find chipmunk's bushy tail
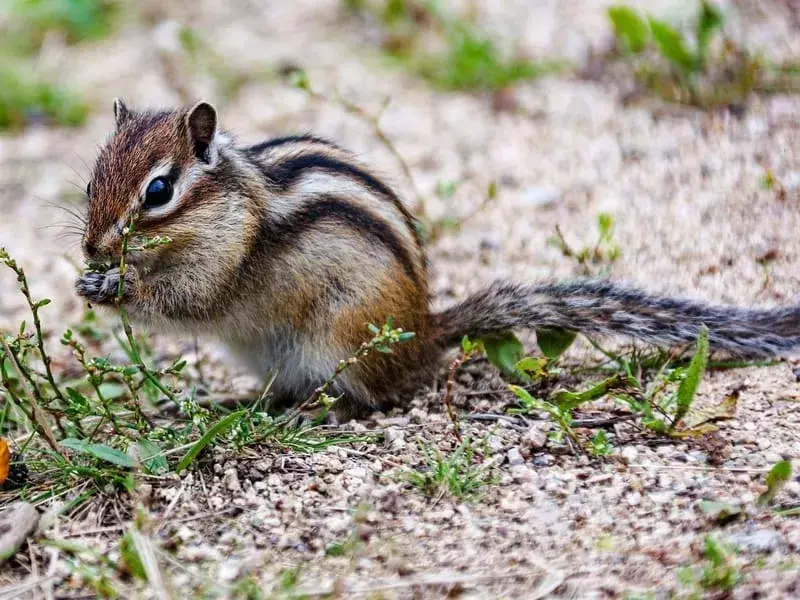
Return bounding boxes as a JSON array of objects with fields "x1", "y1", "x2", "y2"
[{"x1": 431, "y1": 280, "x2": 800, "y2": 357}]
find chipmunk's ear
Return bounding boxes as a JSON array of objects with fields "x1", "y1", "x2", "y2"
[
  {"x1": 186, "y1": 101, "x2": 218, "y2": 164},
  {"x1": 113, "y1": 97, "x2": 131, "y2": 128}
]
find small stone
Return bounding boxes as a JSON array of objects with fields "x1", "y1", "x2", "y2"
[
  {"x1": 727, "y1": 529, "x2": 781, "y2": 554},
  {"x1": 510, "y1": 464, "x2": 533, "y2": 482},
  {"x1": 507, "y1": 448, "x2": 524, "y2": 466},
  {"x1": 520, "y1": 428, "x2": 547, "y2": 451},
  {"x1": 519, "y1": 185, "x2": 561, "y2": 207},
  {"x1": 224, "y1": 468, "x2": 242, "y2": 493},
  {"x1": 486, "y1": 435, "x2": 504, "y2": 452},
  {"x1": 648, "y1": 491, "x2": 674, "y2": 505},
  {"x1": 408, "y1": 408, "x2": 427, "y2": 424},
  {"x1": 686, "y1": 451, "x2": 707, "y2": 464},
  {"x1": 218, "y1": 560, "x2": 241, "y2": 582},
  {"x1": 626, "y1": 491, "x2": 642, "y2": 507},
  {"x1": 384, "y1": 427, "x2": 404, "y2": 445},
  {"x1": 0, "y1": 502, "x2": 40, "y2": 565},
  {"x1": 619, "y1": 446, "x2": 638, "y2": 464}
]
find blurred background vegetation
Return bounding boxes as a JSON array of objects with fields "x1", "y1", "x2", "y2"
[{"x1": 1, "y1": 0, "x2": 796, "y2": 133}]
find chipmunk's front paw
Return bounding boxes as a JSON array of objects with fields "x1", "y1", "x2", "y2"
[{"x1": 75, "y1": 268, "x2": 132, "y2": 304}]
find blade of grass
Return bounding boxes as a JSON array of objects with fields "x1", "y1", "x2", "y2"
[{"x1": 176, "y1": 410, "x2": 246, "y2": 472}]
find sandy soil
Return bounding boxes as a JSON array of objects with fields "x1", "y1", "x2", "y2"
[{"x1": 2, "y1": 0, "x2": 800, "y2": 597}]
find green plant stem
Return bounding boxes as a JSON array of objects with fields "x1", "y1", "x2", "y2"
[
  {"x1": 303, "y1": 346, "x2": 368, "y2": 411},
  {"x1": 3, "y1": 339, "x2": 68, "y2": 437},
  {"x1": 1, "y1": 338, "x2": 66, "y2": 456},
  {"x1": 2, "y1": 253, "x2": 66, "y2": 406},
  {"x1": 115, "y1": 218, "x2": 179, "y2": 409},
  {"x1": 442, "y1": 351, "x2": 468, "y2": 442}
]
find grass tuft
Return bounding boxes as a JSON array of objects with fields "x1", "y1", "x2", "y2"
[
  {"x1": 345, "y1": 0, "x2": 564, "y2": 92},
  {"x1": 406, "y1": 436, "x2": 498, "y2": 499},
  {"x1": 606, "y1": 2, "x2": 800, "y2": 109},
  {"x1": 0, "y1": 62, "x2": 88, "y2": 130}
]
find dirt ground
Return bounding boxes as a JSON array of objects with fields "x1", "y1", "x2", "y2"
[{"x1": 2, "y1": 0, "x2": 800, "y2": 598}]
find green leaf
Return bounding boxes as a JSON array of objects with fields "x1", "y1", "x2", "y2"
[
  {"x1": 61, "y1": 438, "x2": 137, "y2": 468},
  {"x1": 137, "y1": 439, "x2": 168, "y2": 475},
  {"x1": 481, "y1": 332, "x2": 526, "y2": 380},
  {"x1": 589, "y1": 430, "x2": 613, "y2": 457},
  {"x1": 176, "y1": 410, "x2": 246, "y2": 472},
  {"x1": 65, "y1": 387, "x2": 90, "y2": 411},
  {"x1": 325, "y1": 541, "x2": 347, "y2": 557},
  {"x1": 758, "y1": 460, "x2": 792, "y2": 506},
  {"x1": 608, "y1": 5, "x2": 650, "y2": 53},
  {"x1": 515, "y1": 356, "x2": 548, "y2": 381},
  {"x1": 551, "y1": 374, "x2": 624, "y2": 411},
  {"x1": 670, "y1": 326, "x2": 709, "y2": 431},
  {"x1": 120, "y1": 532, "x2": 146, "y2": 581},
  {"x1": 697, "y1": 1, "x2": 723, "y2": 61},
  {"x1": 597, "y1": 212, "x2": 614, "y2": 240},
  {"x1": 536, "y1": 329, "x2": 576, "y2": 360},
  {"x1": 487, "y1": 180, "x2": 498, "y2": 200},
  {"x1": 649, "y1": 17, "x2": 697, "y2": 73}
]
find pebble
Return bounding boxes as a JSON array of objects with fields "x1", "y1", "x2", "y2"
[
  {"x1": 518, "y1": 184, "x2": 561, "y2": 207},
  {"x1": 532, "y1": 455, "x2": 554, "y2": 467},
  {"x1": 520, "y1": 428, "x2": 548, "y2": 451},
  {"x1": 0, "y1": 502, "x2": 40, "y2": 565},
  {"x1": 648, "y1": 491, "x2": 674, "y2": 505},
  {"x1": 727, "y1": 529, "x2": 781, "y2": 554},
  {"x1": 626, "y1": 491, "x2": 642, "y2": 507},
  {"x1": 224, "y1": 468, "x2": 242, "y2": 493},
  {"x1": 507, "y1": 448, "x2": 524, "y2": 466},
  {"x1": 510, "y1": 464, "x2": 534, "y2": 482},
  {"x1": 619, "y1": 446, "x2": 638, "y2": 464}
]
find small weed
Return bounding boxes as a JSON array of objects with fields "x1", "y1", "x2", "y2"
[
  {"x1": 758, "y1": 459, "x2": 792, "y2": 506},
  {"x1": 406, "y1": 436, "x2": 498, "y2": 499},
  {"x1": 607, "y1": 2, "x2": 800, "y2": 109},
  {"x1": 345, "y1": 0, "x2": 564, "y2": 92},
  {"x1": 758, "y1": 163, "x2": 788, "y2": 202},
  {"x1": 0, "y1": 62, "x2": 89, "y2": 130},
  {"x1": 0, "y1": 0, "x2": 105, "y2": 131},
  {"x1": 506, "y1": 327, "x2": 717, "y2": 453},
  {"x1": 3, "y1": 0, "x2": 119, "y2": 52},
  {"x1": 548, "y1": 213, "x2": 621, "y2": 276},
  {"x1": 678, "y1": 536, "x2": 743, "y2": 593},
  {"x1": 588, "y1": 430, "x2": 613, "y2": 457}
]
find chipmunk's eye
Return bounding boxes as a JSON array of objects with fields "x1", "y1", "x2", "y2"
[
  {"x1": 144, "y1": 177, "x2": 173, "y2": 208},
  {"x1": 86, "y1": 182, "x2": 91, "y2": 197}
]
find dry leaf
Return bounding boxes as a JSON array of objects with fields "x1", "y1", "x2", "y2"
[{"x1": 0, "y1": 439, "x2": 9, "y2": 485}]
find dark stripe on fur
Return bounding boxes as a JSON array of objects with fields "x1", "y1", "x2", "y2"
[
  {"x1": 238, "y1": 195, "x2": 420, "y2": 285},
  {"x1": 258, "y1": 151, "x2": 423, "y2": 249},
  {"x1": 432, "y1": 280, "x2": 800, "y2": 357},
  {"x1": 247, "y1": 134, "x2": 340, "y2": 154}
]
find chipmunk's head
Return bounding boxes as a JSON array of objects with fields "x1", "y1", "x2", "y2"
[{"x1": 83, "y1": 98, "x2": 234, "y2": 267}]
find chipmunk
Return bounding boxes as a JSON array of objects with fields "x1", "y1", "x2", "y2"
[{"x1": 76, "y1": 100, "x2": 800, "y2": 416}]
